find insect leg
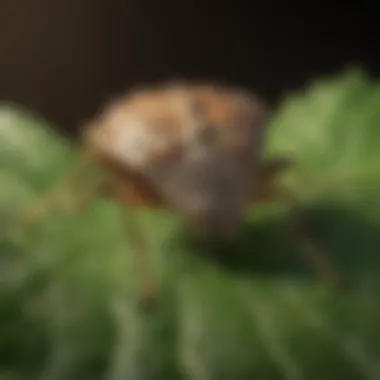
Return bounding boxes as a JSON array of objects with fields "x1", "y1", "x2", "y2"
[
  {"x1": 108, "y1": 177, "x2": 158, "y2": 310},
  {"x1": 16, "y1": 149, "x2": 96, "y2": 227},
  {"x1": 253, "y1": 158, "x2": 344, "y2": 289},
  {"x1": 122, "y1": 205, "x2": 157, "y2": 310},
  {"x1": 253, "y1": 156, "x2": 293, "y2": 203},
  {"x1": 287, "y1": 209, "x2": 344, "y2": 289}
]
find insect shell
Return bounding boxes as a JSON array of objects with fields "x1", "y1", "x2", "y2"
[{"x1": 82, "y1": 81, "x2": 268, "y2": 241}]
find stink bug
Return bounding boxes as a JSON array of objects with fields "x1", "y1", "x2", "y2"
[{"x1": 17, "y1": 81, "x2": 343, "y2": 308}]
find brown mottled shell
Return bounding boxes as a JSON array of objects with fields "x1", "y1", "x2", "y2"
[
  {"x1": 84, "y1": 82, "x2": 266, "y2": 168},
  {"x1": 83, "y1": 81, "x2": 268, "y2": 237}
]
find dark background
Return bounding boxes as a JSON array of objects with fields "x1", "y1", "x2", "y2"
[{"x1": 0, "y1": 0, "x2": 378, "y2": 138}]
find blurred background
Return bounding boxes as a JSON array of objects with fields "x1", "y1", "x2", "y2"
[
  {"x1": 1, "y1": 1, "x2": 380, "y2": 380},
  {"x1": 0, "y1": 0, "x2": 378, "y2": 136}
]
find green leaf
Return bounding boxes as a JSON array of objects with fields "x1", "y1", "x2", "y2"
[{"x1": 1, "y1": 70, "x2": 380, "y2": 380}]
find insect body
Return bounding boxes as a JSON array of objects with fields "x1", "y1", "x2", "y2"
[
  {"x1": 84, "y1": 82, "x2": 269, "y2": 240},
  {"x1": 19, "y1": 81, "x2": 343, "y2": 308}
]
